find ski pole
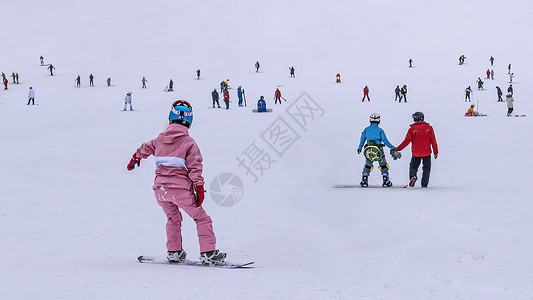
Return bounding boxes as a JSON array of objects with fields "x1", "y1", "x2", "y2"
[{"x1": 281, "y1": 96, "x2": 287, "y2": 102}]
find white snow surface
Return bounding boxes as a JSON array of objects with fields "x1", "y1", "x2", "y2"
[{"x1": 1, "y1": 0, "x2": 533, "y2": 299}]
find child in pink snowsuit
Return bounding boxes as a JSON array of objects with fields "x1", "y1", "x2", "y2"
[{"x1": 127, "y1": 100, "x2": 226, "y2": 264}]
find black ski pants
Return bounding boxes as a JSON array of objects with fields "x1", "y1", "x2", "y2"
[{"x1": 409, "y1": 155, "x2": 431, "y2": 187}]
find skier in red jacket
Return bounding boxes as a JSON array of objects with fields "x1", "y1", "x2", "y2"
[
  {"x1": 274, "y1": 88, "x2": 282, "y2": 104},
  {"x1": 395, "y1": 112, "x2": 439, "y2": 188},
  {"x1": 362, "y1": 86, "x2": 370, "y2": 102}
]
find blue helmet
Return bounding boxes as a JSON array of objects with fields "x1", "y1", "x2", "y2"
[{"x1": 169, "y1": 100, "x2": 193, "y2": 127}]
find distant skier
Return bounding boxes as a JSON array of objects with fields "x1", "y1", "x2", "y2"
[
  {"x1": 357, "y1": 113, "x2": 398, "y2": 187},
  {"x1": 124, "y1": 91, "x2": 133, "y2": 111},
  {"x1": 255, "y1": 61, "x2": 260, "y2": 72},
  {"x1": 107, "y1": 77, "x2": 111, "y2": 86},
  {"x1": 400, "y1": 85, "x2": 408, "y2": 102},
  {"x1": 1, "y1": 72, "x2": 5, "y2": 82},
  {"x1": 211, "y1": 89, "x2": 220, "y2": 108},
  {"x1": 237, "y1": 86, "x2": 244, "y2": 107},
  {"x1": 362, "y1": 86, "x2": 370, "y2": 102},
  {"x1": 274, "y1": 88, "x2": 282, "y2": 104},
  {"x1": 15, "y1": 72, "x2": 19, "y2": 84},
  {"x1": 496, "y1": 86, "x2": 503, "y2": 102},
  {"x1": 168, "y1": 79, "x2": 174, "y2": 92},
  {"x1": 3, "y1": 78, "x2": 7, "y2": 90},
  {"x1": 465, "y1": 86, "x2": 472, "y2": 102},
  {"x1": 40, "y1": 55, "x2": 44, "y2": 65},
  {"x1": 289, "y1": 66, "x2": 295, "y2": 77},
  {"x1": 224, "y1": 79, "x2": 230, "y2": 89},
  {"x1": 89, "y1": 74, "x2": 94, "y2": 86},
  {"x1": 395, "y1": 112, "x2": 439, "y2": 188},
  {"x1": 509, "y1": 73, "x2": 514, "y2": 83},
  {"x1": 11, "y1": 72, "x2": 16, "y2": 84},
  {"x1": 490, "y1": 69, "x2": 494, "y2": 80},
  {"x1": 223, "y1": 88, "x2": 230, "y2": 109},
  {"x1": 489, "y1": 56, "x2": 494, "y2": 66},
  {"x1": 476, "y1": 77, "x2": 484, "y2": 90},
  {"x1": 220, "y1": 81, "x2": 225, "y2": 93},
  {"x1": 47, "y1": 64, "x2": 55, "y2": 75},
  {"x1": 142, "y1": 77, "x2": 148, "y2": 88},
  {"x1": 506, "y1": 93, "x2": 514, "y2": 116},
  {"x1": 394, "y1": 85, "x2": 401, "y2": 101},
  {"x1": 27, "y1": 87, "x2": 35, "y2": 105},
  {"x1": 75, "y1": 75, "x2": 81, "y2": 87},
  {"x1": 508, "y1": 63, "x2": 512, "y2": 74},
  {"x1": 409, "y1": 59, "x2": 413, "y2": 67},
  {"x1": 196, "y1": 69, "x2": 201, "y2": 79},
  {"x1": 257, "y1": 96, "x2": 267, "y2": 112},
  {"x1": 126, "y1": 100, "x2": 226, "y2": 265},
  {"x1": 336, "y1": 73, "x2": 341, "y2": 83},
  {"x1": 486, "y1": 69, "x2": 491, "y2": 79},
  {"x1": 507, "y1": 84, "x2": 513, "y2": 96}
]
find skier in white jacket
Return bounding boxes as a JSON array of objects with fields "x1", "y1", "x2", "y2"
[
  {"x1": 27, "y1": 87, "x2": 35, "y2": 105},
  {"x1": 124, "y1": 92, "x2": 133, "y2": 111}
]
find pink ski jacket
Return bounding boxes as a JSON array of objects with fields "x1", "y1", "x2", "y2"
[{"x1": 135, "y1": 124, "x2": 204, "y2": 190}]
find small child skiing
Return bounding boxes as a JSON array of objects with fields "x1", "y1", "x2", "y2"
[
  {"x1": 127, "y1": 100, "x2": 226, "y2": 265},
  {"x1": 357, "y1": 113, "x2": 399, "y2": 187},
  {"x1": 257, "y1": 96, "x2": 267, "y2": 112}
]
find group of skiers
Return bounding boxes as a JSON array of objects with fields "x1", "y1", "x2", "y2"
[{"x1": 357, "y1": 112, "x2": 438, "y2": 188}]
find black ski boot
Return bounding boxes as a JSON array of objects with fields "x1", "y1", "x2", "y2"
[
  {"x1": 382, "y1": 175, "x2": 392, "y2": 187},
  {"x1": 360, "y1": 175, "x2": 368, "y2": 187}
]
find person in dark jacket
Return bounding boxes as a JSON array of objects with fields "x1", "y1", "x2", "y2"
[
  {"x1": 196, "y1": 69, "x2": 201, "y2": 79},
  {"x1": 395, "y1": 86, "x2": 401, "y2": 101},
  {"x1": 289, "y1": 66, "x2": 295, "y2": 78},
  {"x1": 496, "y1": 86, "x2": 503, "y2": 102},
  {"x1": 211, "y1": 89, "x2": 220, "y2": 108},
  {"x1": 255, "y1": 61, "x2": 260, "y2": 72},
  {"x1": 465, "y1": 86, "x2": 472, "y2": 102},
  {"x1": 507, "y1": 84, "x2": 513, "y2": 96},
  {"x1": 489, "y1": 56, "x2": 494, "y2": 66},
  {"x1": 47, "y1": 64, "x2": 55, "y2": 75},
  {"x1": 399, "y1": 85, "x2": 407, "y2": 102},
  {"x1": 395, "y1": 112, "x2": 439, "y2": 188},
  {"x1": 89, "y1": 74, "x2": 94, "y2": 86},
  {"x1": 75, "y1": 75, "x2": 81, "y2": 87},
  {"x1": 168, "y1": 79, "x2": 174, "y2": 91}
]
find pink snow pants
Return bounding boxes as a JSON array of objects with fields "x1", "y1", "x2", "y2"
[{"x1": 154, "y1": 187, "x2": 216, "y2": 253}]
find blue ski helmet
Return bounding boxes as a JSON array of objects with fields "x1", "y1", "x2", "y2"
[{"x1": 169, "y1": 100, "x2": 193, "y2": 127}]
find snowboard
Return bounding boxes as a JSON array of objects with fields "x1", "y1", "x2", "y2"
[
  {"x1": 252, "y1": 108, "x2": 273, "y2": 113},
  {"x1": 333, "y1": 184, "x2": 408, "y2": 189},
  {"x1": 137, "y1": 255, "x2": 254, "y2": 269}
]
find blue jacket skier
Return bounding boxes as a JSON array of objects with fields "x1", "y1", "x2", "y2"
[
  {"x1": 257, "y1": 96, "x2": 267, "y2": 112},
  {"x1": 237, "y1": 86, "x2": 244, "y2": 107},
  {"x1": 357, "y1": 113, "x2": 397, "y2": 187}
]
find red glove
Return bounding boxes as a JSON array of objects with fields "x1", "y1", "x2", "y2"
[
  {"x1": 194, "y1": 185, "x2": 205, "y2": 206},
  {"x1": 127, "y1": 153, "x2": 141, "y2": 171}
]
